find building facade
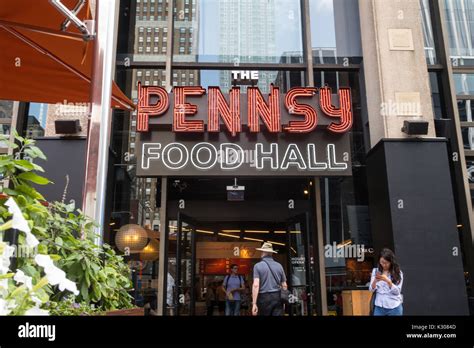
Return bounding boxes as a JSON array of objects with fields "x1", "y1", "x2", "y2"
[{"x1": 3, "y1": 0, "x2": 474, "y2": 316}]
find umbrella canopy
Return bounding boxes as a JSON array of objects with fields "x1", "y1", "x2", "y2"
[{"x1": 0, "y1": 0, "x2": 134, "y2": 110}]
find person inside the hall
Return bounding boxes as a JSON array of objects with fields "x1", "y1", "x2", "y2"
[
  {"x1": 216, "y1": 280, "x2": 227, "y2": 315},
  {"x1": 369, "y1": 248, "x2": 404, "y2": 316},
  {"x1": 252, "y1": 242, "x2": 288, "y2": 316},
  {"x1": 205, "y1": 281, "x2": 216, "y2": 316},
  {"x1": 240, "y1": 280, "x2": 251, "y2": 315},
  {"x1": 223, "y1": 264, "x2": 245, "y2": 316}
]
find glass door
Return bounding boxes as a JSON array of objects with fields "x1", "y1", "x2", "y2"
[
  {"x1": 286, "y1": 213, "x2": 313, "y2": 316},
  {"x1": 176, "y1": 213, "x2": 197, "y2": 315}
]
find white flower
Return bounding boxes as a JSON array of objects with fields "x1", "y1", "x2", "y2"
[
  {"x1": 30, "y1": 296, "x2": 42, "y2": 306},
  {"x1": 5, "y1": 198, "x2": 39, "y2": 248},
  {"x1": 34, "y1": 254, "x2": 79, "y2": 296},
  {"x1": 13, "y1": 270, "x2": 33, "y2": 290},
  {"x1": 25, "y1": 306, "x2": 49, "y2": 316},
  {"x1": 58, "y1": 278, "x2": 79, "y2": 295},
  {"x1": 0, "y1": 278, "x2": 8, "y2": 296},
  {"x1": 0, "y1": 241, "x2": 15, "y2": 275},
  {"x1": 0, "y1": 298, "x2": 12, "y2": 315}
]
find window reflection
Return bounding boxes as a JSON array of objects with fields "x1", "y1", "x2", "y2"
[
  {"x1": 0, "y1": 101, "x2": 14, "y2": 150},
  {"x1": 173, "y1": 0, "x2": 303, "y2": 63},
  {"x1": 321, "y1": 176, "x2": 373, "y2": 315},
  {"x1": 467, "y1": 160, "x2": 474, "y2": 183},
  {"x1": 420, "y1": 0, "x2": 438, "y2": 65},
  {"x1": 172, "y1": 69, "x2": 304, "y2": 93},
  {"x1": 454, "y1": 73, "x2": 474, "y2": 95},
  {"x1": 444, "y1": 0, "x2": 474, "y2": 66},
  {"x1": 461, "y1": 127, "x2": 474, "y2": 150},
  {"x1": 309, "y1": 0, "x2": 362, "y2": 64},
  {"x1": 458, "y1": 99, "x2": 474, "y2": 123}
]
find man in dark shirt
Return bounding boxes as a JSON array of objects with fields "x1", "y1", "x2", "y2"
[{"x1": 252, "y1": 242, "x2": 288, "y2": 316}]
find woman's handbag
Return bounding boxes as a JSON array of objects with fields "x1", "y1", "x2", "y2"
[
  {"x1": 369, "y1": 268, "x2": 377, "y2": 315},
  {"x1": 263, "y1": 259, "x2": 290, "y2": 304},
  {"x1": 369, "y1": 290, "x2": 376, "y2": 316}
]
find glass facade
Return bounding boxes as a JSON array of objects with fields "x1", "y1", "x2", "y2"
[
  {"x1": 9, "y1": 0, "x2": 474, "y2": 317},
  {"x1": 0, "y1": 101, "x2": 14, "y2": 151},
  {"x1": 104, "y1": 0, "x2": 372, "y2": 316},
  {"x1": 309, "y1": 0, "x2": 362, "y2": 64},
  {"x1": 444, "y1": 0, "x2": 474, "y2": 65},
  {"x1": 173, "y1": 0, "x2": 303, "y2": 64}
]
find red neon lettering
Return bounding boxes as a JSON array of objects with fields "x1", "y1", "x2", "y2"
[
  {"x1": 248, "y1": 85, "x2": 281, "y2": 133},
  {"x1": 319, "y1": 86, "x2": 353, "y2": 134},
  {"x1": 137, "y1": 82, "x2": 169, "y2": 132},
  {"x1": 284, "y1": 87, "x2": 318, "y2": 133},
  {"x1": 173, "y1": 86, "x2": 206, "y2": 132},
  {"x1": 208, "y1": 87, "x2": 241, "y2": 136}
]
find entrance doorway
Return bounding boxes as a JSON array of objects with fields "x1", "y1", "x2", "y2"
[{"x1": 164, "y1": 178, "x2": 321, "y2": 316}]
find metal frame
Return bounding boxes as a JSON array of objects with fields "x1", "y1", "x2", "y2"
[
  {"x1": 82, "y1": 0, "x2": 120, "y2": 242},
  {"x1": 49, "y1": 0, "x2": 95, "y2": 40},
  {"x1": 286, "y1": 212, "x2": 313, "y2": 316},
  {"x1": 429, "y1": 0, "x2": 474, "y2": 293},
  {"x1": 112, "y1": 0, "x2": 359, "y2": 316},
  {"x1": 176, "y1": 212, "x2": 197, "y2": 316}
]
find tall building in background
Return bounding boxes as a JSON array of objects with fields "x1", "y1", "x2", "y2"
[
  {"x1": 130, "y1": 0, "x2": 199, "y2": 230},
  {"x1": 218, "y1": 0, "x2": 277, "y2": 93}
]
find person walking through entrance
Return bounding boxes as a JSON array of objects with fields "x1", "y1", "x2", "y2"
[
  {"x1": 223, "y1": 264, "x2": 245, "y2": 316},
  {"x1": 252, "y1": 242, "x2": 288, "y2": 316}
]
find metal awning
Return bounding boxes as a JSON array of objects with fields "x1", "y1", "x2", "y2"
[{"x1": 0, "y1": 0, "x2": 134, "y2": 110}]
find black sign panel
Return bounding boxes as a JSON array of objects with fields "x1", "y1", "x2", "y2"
[{"x1": 136, "y1": 131, "x2": 351, "y2": 177}]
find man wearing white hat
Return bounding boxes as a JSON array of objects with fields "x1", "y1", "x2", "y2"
[{"x1": 252, "y1": 242, "x2": 288, "y2": 316}]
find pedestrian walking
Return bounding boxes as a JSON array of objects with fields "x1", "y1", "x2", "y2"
[
  {"x1": 252, "y1": 242, "x2": 288, "y2": 316},
  {"x1": 223, "y1": 264, "x2": 245, "y2": 316}
]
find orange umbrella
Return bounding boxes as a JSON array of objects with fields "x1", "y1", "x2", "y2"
[{"x1": 0, "y1": 0, "x2": 134, "y2": 110}]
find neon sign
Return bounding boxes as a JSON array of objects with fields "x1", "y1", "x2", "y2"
[
  {"x1": 135, "y1": 84, "x2": 353, "y2": 177},
  {"x1": 137, "y1": 84, "x2": 353, "y2": 135}
]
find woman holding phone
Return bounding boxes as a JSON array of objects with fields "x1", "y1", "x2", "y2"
[{"x1": 369, "y1": 248, "x2": 404, "y2": 316}]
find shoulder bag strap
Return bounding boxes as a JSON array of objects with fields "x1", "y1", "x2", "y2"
[
  {"x1": 225, "y1": 275, "x2": 230, "y2": 290},
  {"x1": 262, "y1": 259, "x2": 281, "y2": 286}
]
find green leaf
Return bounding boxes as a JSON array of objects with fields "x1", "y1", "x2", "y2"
[
  {"x1": 24, "y1": 149, "x2": 37, "y2": 159},
  {"x1": 15, "y1": 184, "x2": 45, "y2": 201},
  {"x1": 2, "y1": 188, "x2": 18, "y2": 196},
  {"x1": 55, "y1": 236, "x2": 63, "y2": 247},
  {"x1": 49, "y1": 254, "x2": 61, "y2": 261},
  {"x1": 80, "y1": 281, "x2": 89, "y2": 302},
  {"x1": 29, "y1": 146, "x2": 47, "y2": 160},
  {"x1": 37, "y1": 244, "x2": 48, "y2": 255},
  {"x1": 13, "y1": 159, "x2": 34, "y2": 171},
  {"x1": 17, "y1": 172, "x2": 50, "y2": 185},
  {"x1": 92, "y1": 284, "x2": 101, "y2": 301},
  {"x1": 12, "y1": 129, "x2": 25, "y2": 143}
]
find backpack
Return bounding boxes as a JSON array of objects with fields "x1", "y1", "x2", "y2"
[{"x1": 224, "y1": 274, "x2": 244, "y2": 290}]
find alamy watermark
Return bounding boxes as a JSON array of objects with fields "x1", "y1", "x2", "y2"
[{"x1": 324, "y1": 242, "x2": 372, "y2": 262}]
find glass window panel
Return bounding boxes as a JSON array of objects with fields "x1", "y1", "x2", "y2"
[
  {"x1": 173, "y1": 0, "x2": 303, "y2": 63},
  {"x1": 461, "y1": 126, "x2": 474, "y2": 150},
  {"x1": 467, "y1": 160, "x2": 474, "y2": 183},
  {"x1": 429, "y1": 72, "x2": 445, "y2": 119},
  {"x1": 25, "y1": 102, "x2": 88, "y2": 138},
  {"x1": 0, "y1": 101, "x2": 13, "y2": 119},
  {"x1": 457, "y1": 99, "x2": 474, "y2": 122},
  {"x1": 322, "y1": 176, "x2": 373, "y2": 309},
  {"x1": 309, "y1": 0, "x2": 362, "y2": 64},
  {"x1": 420, "y1": 0, "x2": 438, "y2": 65},
  {"x1": 444, "y1": 0, "x2": 474, "y2": 66},
  {"x1": 0, "y1": 124, "x2": 11, "y2": 140},
  {"x1": 454, "y1": 73, "x2": 474, "y2": 95},
  {"x1": 117, "y1": 0, "x2": 169, "y2": 63},
  {"x1": 171, "y1": 69, "x2": 305, "y2": 93}
]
